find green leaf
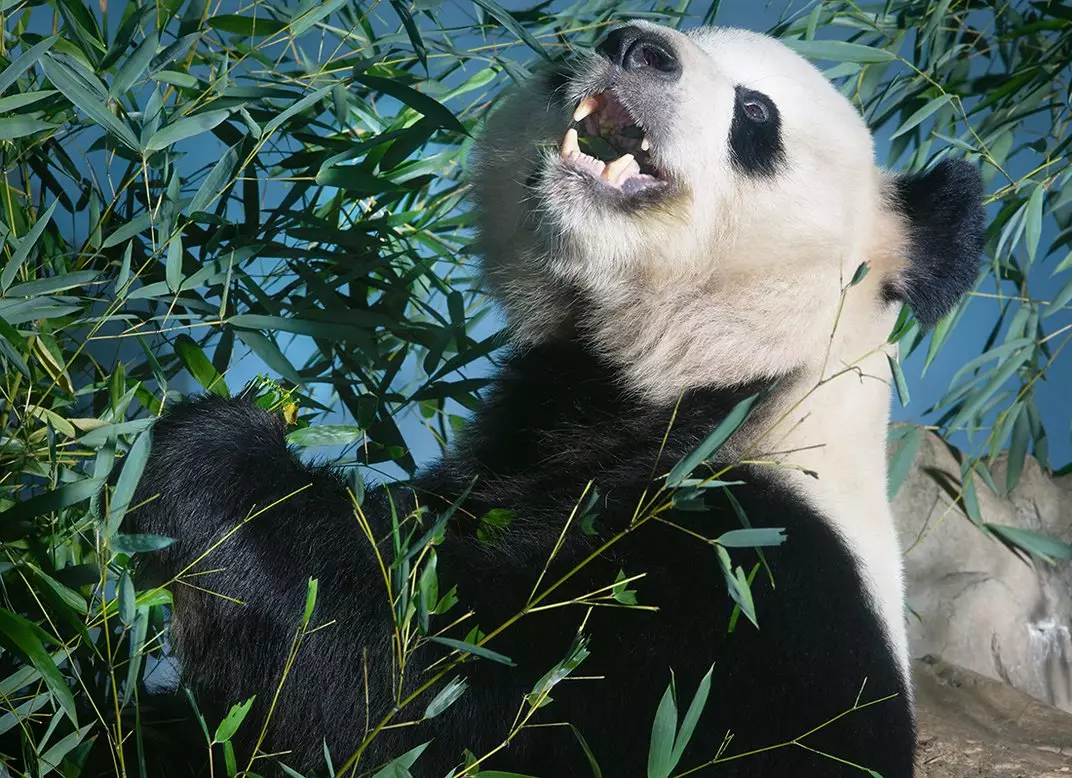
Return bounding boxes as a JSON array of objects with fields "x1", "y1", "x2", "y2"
[
  {"x1": 471, "y1": 0, "x2": 551, "y2": 61},
  {"x1": 0, "y1": 477, "x2": 103, "y2": 523},
  {"x1": 189, "y1": 141, "x2": 240, "y2": 214},
  {"x1": 213, "y1": 696, "x2": 256, "y2": 743},
  {"x1": 670, "y1": 666, "x2": 713, "y2": 768},
  {"x1": 783, "y1": 39, "x2": 897, "y2": 63},
  {"x1": 110, "y1": 533, "x2": 176, "y2": 554},
  {"x1": 301, "y1": 577, "x2": 318, "y2": 629},
  {"x1": 233, "y1": 329, "x2": 303, "y2": 386},
  {"x1": 263, "y1": 84, "x2": 333, "y2": 136},
  {"x1": 1044, "y1": 273, "x2": 1072, "y2": 317},
  {"x1": 0, "y1": 117, "x2": 59, "y2": 139},
  {"x1": 987, "y1": 524, "x2": 1072, "y2": 561},
  {"x1": 8, "y1": 270, "x2": 101, "y2": 297},
  {"x1": 285, "y1": 425, "x2": 362, "y2": 448},
  {"x1": 1, "y1": 199, "x2": 58, "y2": 291},
  {"x1": 647, "y1": 676, "x2": 676, "y2": 778},
  {"x1": 166, "y1": 231, "x2": 183, "y2": 291},
  {"x1": 291, "y1": 0, "x2": 347, "y2": 36},
  {"x1": 371, "y1": 742, "x2": 430, "y2": 777},
  {"x1": 174, "y1": 334, "x2": 229, "y2": 397},
  {"x1": 427, "y1": 636, "x2": 515, "y2": 666},
  {"x1": 353, "y1": 75, "x2": 466, "y2": 134},
  {"x1": 0, "y1": 89, "x2": 57, "y2": 112},
  {"x1": 110, "y1": 32, "x2": 159, "y2": 98},
  {"x1": 1006, "y1": 406, "x2": 1030, "y2": 494},
  {"x1": 849, "y1": 261, "x2": 870, "y2": 286},
  {"x1": 0, "y1": 608, "x2": 77, "y2": 725},
  {"x1": 947, "y1": 346, "x2": 1033, "y2": 430},
  {"x1": 666, "y1": 390, "x2": 765, "y2": 487},
  {"x1": 950, "y1": 338, "x2": 1035, "y2": 384},
  {"x1": 423, "y1": 677, "x2": 467, "y2": 719},
  {"x1": 888, "y1": 353, "x2": 910, "y2": 406},
  {"x1": 102, "y1": 211, "x2": 153, "y2": 249},
  {"x1": 0, "y1": 35, "x2": 60, "y2": 94},
  {"x1": 887, "y1": 427, "x2": 922, "y2": 500},
  {"x1": 716, "y1": 528, "x2": 787, "y2": 548},
  {"x1": 145, "y1": 109, "x2": 231, "y2": 151},
  {"x1": 1023, "y1": 183, "x2": 1045, "y2": 265},
  {"x1": 207, "y1": 14, "x2": 288, "y2": 37},
  {"x1": 123, "y1": 607, "x2": 148, "y2": 706},
  {"x1": 40, "y1": 56, "x2": 140, "y2": 151},
  {"x1": 107, "y1": 428, "x2": 153, "y2": 536},
  {"x1": 39, "y1": 722, "x2": 93, "y2": 770},
  {"x1": 889, "y1": 94, "x2": 953, "y2": 139},
  {"x1": 119, "y1": 568, "x2": 135, "y2": 625}
]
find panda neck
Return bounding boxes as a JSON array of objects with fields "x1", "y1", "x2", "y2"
[
  {"x1": 571, "y1": 269, "x2": 911, "y2": 681},
  {"x1": 759, "y1": 359, "x2": 911, "y2": 683}
]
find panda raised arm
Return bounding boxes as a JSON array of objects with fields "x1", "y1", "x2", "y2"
[{"x1": 133, "y1": 21, "x2": 984, "y2": 778}]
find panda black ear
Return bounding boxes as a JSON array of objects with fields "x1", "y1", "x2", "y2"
[{"x1": 886, "y1": 159, "x2": 985, "y2": 328}]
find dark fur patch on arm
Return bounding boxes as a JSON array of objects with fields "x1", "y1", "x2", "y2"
[{"x1": 885, "y1": 158, "x2": 985, "y2": 327}]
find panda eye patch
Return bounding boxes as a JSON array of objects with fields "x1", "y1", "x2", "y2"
[{"x1": 730, "y1": 86, "x2": 785, "y2": 178}]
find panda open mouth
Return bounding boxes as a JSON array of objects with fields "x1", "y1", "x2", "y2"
[{"x1": 561, "y1": 92, "x2": 667, "y2": 196}]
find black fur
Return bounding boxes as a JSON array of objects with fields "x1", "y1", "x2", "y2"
[
  {"x1": 729, "y1": 86, "x2": 786, "y2": 178},
  {"x1": 885, "y1": 158, "x2": 985, "y2": 326},
  {"x1": 132, "y1": 341, "x2": 914, "y2": 777}
]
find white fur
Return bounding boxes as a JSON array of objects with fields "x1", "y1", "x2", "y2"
[{"x1": 471, "y1": 23, "x2": 916, "y2": 684}]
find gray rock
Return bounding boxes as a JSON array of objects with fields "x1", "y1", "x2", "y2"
[{"x1": 891, "y1": 427, "x2": 1072, "y2": 712}]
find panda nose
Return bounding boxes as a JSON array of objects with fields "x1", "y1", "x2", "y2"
[{"x1": 597, "y1": 26, "x2": 681, "y2": 80}]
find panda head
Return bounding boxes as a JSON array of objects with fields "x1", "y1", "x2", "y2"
[{"x1": 472, "y1": 21, "x2": 985, "y2": 401}]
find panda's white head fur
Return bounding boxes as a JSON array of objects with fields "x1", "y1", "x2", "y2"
[
  {"x1": 473, "y1": 22, "x2": 982, "y2": 403},
  {"x1": 470, "y1": 21, "x2": 985, "y2": 682}
]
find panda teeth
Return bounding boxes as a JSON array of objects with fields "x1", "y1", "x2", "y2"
[
  {"x1": 561, "y1": 127, "x2": 580, "y2": 157},
  {"x1": 641, "y1": 136, "x2": 651, "y2": 152},
  {"x1": 573, "y1": 96, "x2": 600, "y2": 122},
  {"x1": 603, "y1": 154, "x2": 638, "y2": 185}
]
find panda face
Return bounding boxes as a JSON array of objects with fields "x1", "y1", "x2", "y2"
[{"x1": 472, "y1": 21, "x2": 980, "y2": 404}]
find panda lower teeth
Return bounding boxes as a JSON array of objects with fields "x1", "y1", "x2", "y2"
[{"x1": 561, "y1": 126, "x2": 658, "y2": 190}]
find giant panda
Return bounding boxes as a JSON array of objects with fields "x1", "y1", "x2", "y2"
[{"x1": 133, "y1": 20, "x2": 984, "y2": 778}]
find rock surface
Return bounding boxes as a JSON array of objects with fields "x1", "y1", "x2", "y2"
[
  {"x1": 891, "y1": 428, "x2": 1072, "y2": 712},
  {"x1": 914, "y1": 656, "x2": 1072, "y2": 777}
]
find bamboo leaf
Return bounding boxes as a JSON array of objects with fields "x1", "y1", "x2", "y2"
[
  {"x1": 353, "y1": 75, "x2": 466, "y2": 134},
  {"x1": 40, "y1": 56, "x2": 140, "y2": 151},
  {"x1": 987, "y1": 524, "x2": 1072, "y2": 561},
  {"x1": 888, "y1": 353, "x2": 910, "y2": 406},
  {"x1": 783, "y1": 39, "x2": 897, "y2": 63},
  {"x1": 174, "y1": 334, "x2": 229, "y2": 397},
  {"x1": 107, "y1": 428, "x2": 153, "y2": 536},
  {"x1": 0, "y1": 117, "x2": 59, "y2": 139},
  {"x1": 286, "y1": 425, "x2": 362, "y2": 448},
  {"x1": 189, "y1": 141, "x2": 240, "y2": 214},
  {"x1": 145, "y1": 109, "x2": 231, "y2": 151},
  {"x1": 471, "y1": 0, "x2": 551, "y2": 61},
  {"x1": 0, "y1": 608, "x2": 77, "y2": 725},
  {"x1": 213, "y1": 696, "x2": 256, "y2": 743},
  {"x1": 889, "y1": 94, "x2": 953, "y2": 139},
  {"x1": 666, "y1": 390, "x2": 766, "y2": 488},
  {"x1": 207, "y1": 15, "x2": 289, "y2": 37},
  {"x1": 647, "y1": 676, "x2": 676, "y2": 778},
  {"x1": 110, "y1": 32, "x2": 159, "y2": 98},
  {"x1": 1024, "y1": 183, "x2": 1045, "y2": 264},
  {"x1": 1, "y1": 200, "x2": 58, "y2": 292},
  {"x1": 0, "y1": 35, "x2": 60, "y2": 94},
  {"x1": 427, "y1": 636, "x2": 515, "y2": 666}
]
